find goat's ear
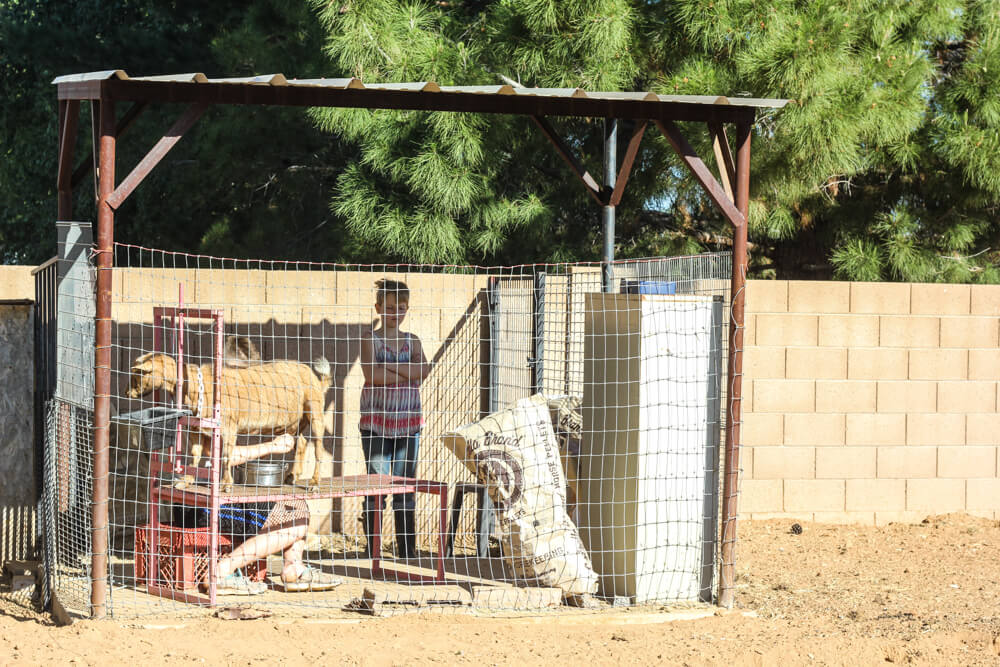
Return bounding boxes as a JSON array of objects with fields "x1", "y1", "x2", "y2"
[{"x1": 131, "y1": 352, "x2": 155, "y2": 371}]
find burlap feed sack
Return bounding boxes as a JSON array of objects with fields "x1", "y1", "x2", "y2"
[
  {"x1": 545, "y1": 395, "x2": 582, "y2": 516},
  {"x1": 441, "y1": 394, "x2": 598, "y2": 596}
]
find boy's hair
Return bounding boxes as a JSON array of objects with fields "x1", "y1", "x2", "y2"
[{"x1": 375, "y1": 279, "x2": 410, "y2": 305}]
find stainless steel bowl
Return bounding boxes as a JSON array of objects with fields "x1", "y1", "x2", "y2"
[{"x1": 236, "y1": 460, "x2": 288, "y2": 486}]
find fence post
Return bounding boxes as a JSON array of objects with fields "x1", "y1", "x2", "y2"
[
  {"x1": 719, "y1": 115, "x2": 752, "y2": 609},
  {"x1": 90, "y1": 95, "x2": 115, "y2": 619},
  {"x1": 531, "y1": 271, "x2": 546, "y2": 394}
]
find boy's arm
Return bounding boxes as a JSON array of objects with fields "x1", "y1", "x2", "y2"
[
  {"x1": 360, "y1": 333, "x2": 405, "y2": 385},
  {"x1": 383, "y1": 335, "x2": 432, "y2": 382}
]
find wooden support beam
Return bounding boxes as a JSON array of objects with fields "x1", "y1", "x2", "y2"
[
  {"x1": 709, "y1": 122, "x2": 735, "y2": 202},
  {"x1": 608, "y1": 120, "x2": 647, "y2": 207},
  {"x1": 531, "y1": 115, "x2": 605, "y2": 205},
  {"x1": 106, "y1": 103, "x2": 207, "y2": 210},
  {"x1": 71, "y1": 102, "x2": 147, "y2": 189},
  {"x1": 654, "y1": 119, "x2": 745, "y2": 227}
]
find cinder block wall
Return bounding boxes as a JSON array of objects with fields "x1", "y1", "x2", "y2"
[
  {"x1": 741, "y1": 280, "x2": 1000, "y2": 525},
  {"x1": 0, "y1": 265, "x2": 37, "y2": 563}
]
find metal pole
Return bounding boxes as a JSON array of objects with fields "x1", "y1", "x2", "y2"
[
  {"x1": 602, "y1": 119, "x2": 617, "y2": 293},
  {"x1": 90, "y1": 95, "x2": 115, "y2": 619},
  {"x1": 719, "y1": 114, "x2": 752, "y2": 608}
]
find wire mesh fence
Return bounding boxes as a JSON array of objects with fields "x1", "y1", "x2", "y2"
[{"x1": 42, "y1": 234, "x2": 734, "y2": 618}]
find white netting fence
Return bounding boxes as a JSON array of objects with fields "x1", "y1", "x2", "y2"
[{"x1": 43, "y1": 231, "x2": 733, "y2": 618}]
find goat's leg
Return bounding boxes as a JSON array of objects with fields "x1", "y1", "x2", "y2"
[
  {"x1": 221, "y1": 430, "x2": 237, "y2": 492},
  {"x1": 306, "y1": 394, "x2": 326, "y2": 489},
  {"x1": 287, "y1": 430, "x2": 307, "y2": 485}
]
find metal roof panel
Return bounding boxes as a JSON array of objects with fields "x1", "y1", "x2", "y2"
[{"x1": 52, "y1": 70, "x2": 127, "y2": 84}]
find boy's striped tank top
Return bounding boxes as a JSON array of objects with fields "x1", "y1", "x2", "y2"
[{"x1": 359, "y1": 332, "x2": 423, "y2": 437}]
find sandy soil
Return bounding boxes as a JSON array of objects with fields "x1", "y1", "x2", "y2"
[{"x1": 2, "y1": 513, "x2": 998, "y2": 666}]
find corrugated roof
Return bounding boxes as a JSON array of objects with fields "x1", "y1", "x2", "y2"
[{"x1": 52, "y1": 70, "x2": 787, "y2": 110}]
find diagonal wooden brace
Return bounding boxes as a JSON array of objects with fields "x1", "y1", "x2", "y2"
[
  {"x1": 71, "y1": 102, "x2": 147, "y2": 189},
  {"x1": 106, "y1": 103, "x2": 208, "y2": 210},
  {"x1": 531, "y1": 115, "x2": 605, "y2": 205},
  {"x1": 655, "y1": 118, "x2": 746, "y2": 228},
  {"x1": 608, "y1": 120, "x2": 647, "y2": 207},
  {"x1": 709, "y1": 121, "x2": 736, "y2": 202}
]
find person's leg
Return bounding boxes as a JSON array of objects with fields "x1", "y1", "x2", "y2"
[
  {"x1": 362, "y1": 431, "x2": 393, "y2": 556},
  {"x1": 391, "y1": 433, "x2": 420, "y2": 558},
  {"x1": 215, "y1": 502, "x2": 307, "y2": 580}
]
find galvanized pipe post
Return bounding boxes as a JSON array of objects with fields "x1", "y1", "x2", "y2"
[
  {"x1": 719, "y1": 114, "x2": 752, "y2": 609},
  {"x1": 602, "y1": 119, "x2": 617, "y2": 293},
  {"x1": 90, "y1": 94, "x2": 115, "y2": 619}
]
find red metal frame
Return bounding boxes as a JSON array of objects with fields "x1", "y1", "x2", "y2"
[{"x1": 141, "y1": 301, "x2": 447, "y2": 605}]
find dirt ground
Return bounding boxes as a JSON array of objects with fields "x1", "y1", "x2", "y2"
[{"x1": 2, "y1": 512, "x2": 998, "y2": 666}]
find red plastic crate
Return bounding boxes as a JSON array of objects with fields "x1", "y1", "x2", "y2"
[{"x1": 135, "y1": 525, "x2": 266, "y2": 590}]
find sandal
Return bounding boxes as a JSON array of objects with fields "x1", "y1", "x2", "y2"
[
  {"x1": 205, "y1": 571, "x2": 267, "y2": 596},
  {"x1": 282, "y1": 566, "x2": 343, "y2": 592}
]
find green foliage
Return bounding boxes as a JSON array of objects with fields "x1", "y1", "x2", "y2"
[
  {"x1": 2, "y1": 0, "x2": 999, "y2": 282},
  {"x1": 305, "y1": 0, "x2": 1000, "y2": 277},
  {"x1": 0, "y1": 0, "x2": 344, "y2": 263}
]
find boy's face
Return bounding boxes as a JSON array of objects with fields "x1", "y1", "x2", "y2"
[{"x1": 376, "y1": 294, "x2": 408, "y2": 328}]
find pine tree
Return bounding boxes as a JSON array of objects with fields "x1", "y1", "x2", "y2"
[{"x1": 311, "y1": 0, "x2": 1000, "y2": 280}]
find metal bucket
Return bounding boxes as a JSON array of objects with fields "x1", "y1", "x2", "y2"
[{"x1": 236, "y1": 460, "x2": 288, "y2": 487}]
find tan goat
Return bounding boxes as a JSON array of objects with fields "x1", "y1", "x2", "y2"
[{"x1": 126, "y1": 351, "x2": 332, "y2": 489}]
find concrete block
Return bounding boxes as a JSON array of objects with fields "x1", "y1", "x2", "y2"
[
  {"x1": 811, "y1": 511, "x2": 876, "y2": 525},
  {"x1": 784, "y1": 480, "x2": 845, "y2": 512},
  {"x1": 970, "y1": 285, "x2": 1000, "y2": 316},
  {"x1": 817, "y1": 447, "x2": 875, "y2": 479},
  {"x1": 939, "y1": 316, "x2": 998, "y2": 349},
  {"x1": 746, "y1": 280, "x2": 788, "y2": 313},
  {"x1": 786, "y1": 347, "x2": 847, "y2": 380},
  {"x1": 815, "y1": 380, "x2": 877, "y2": 413},
  {"x1": 744, "y1": 314, "x2": 756, "y2": 347},
  {"x1": 876, "y1": 447, "x2": 937, "y2": 479},
  {"x1": 846, "y1": 479, "x2": 905, "y2": 511},
  {"x1": 755, "y1": 314, "x2": 819, "y2": 346},
  {"x1": 910, "y1": 283, "x2": 971, "y2": 315},
  {"x1": 743, "y1": 346, "x2": 786, "y2": 381},
  {"x1": 265, "y1": 270, "x2": 336, "y2": 308},
  {"x1": 818, "y1": 315, "x2": 879, "y2": 347},
  {"x1": 906, "y1": 414, "x2": 966, "y2": 446},
  {"x1": 849, "y1": 282, "x2": 910, "y2": 315},
  {"x1": 752, "y1": 446, "x2": 815, "y2": 479},
  {"x1": 787, "y1": 280, "x2": 849, "y2": 314},
  {"x1": 741, "y1": 446, "x2": 754, "y2": 479},
  {"x1": 967, "y1": 479, "x2": 1000, "y2": 510},
  {"x1": 739, "y1": 479, "x2": 783, "y2": 513},
  {"x1": 969, "y1": 350, "x2": 1000, "y2": 380},
  {"x1": 906, "y1": 478, "x2": 965, "y2": 511},
  {"x1": 937, "y1": 381, "x2": 997, "y2": 413},
  {"x1": 194, "y1": 269, "x2": 267, "y2": 307},
  {"x1": 784, "y1": 413, "x2": 846, "y2": 446},
  {"x1": 473, "y1": 586, "x2": 562, "y2": 611},
  {"x1": 937, "y1": 446, "x2": 997, "y2": 478},
  {"x1": 753, "y1": 379, "x2": 815, "y2": 413},
  {"x1": 846, "y1": 414, "x2": 906, "y2": 446},
  {"x1": 908, "y1": 349, "x2": 968, "y2": 380},
  {"x1": 0, "y1": 265, "x2": 34, "y2": 300},
  {"x1": 878, "y1": 316, "x2": 939, "y2": 348},
  {"x1": 742, "y1": 413, "x2": 784, "y2": 446},
  {"x1": 847, "y1": 348, "x2": 908, "y2": 380},
  {"x1": 875, "y1": 381, "x2": 936, "y2": 413},
  {"x1": 967, "y1": 414, "x2": 1000, "y2": 445}
]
